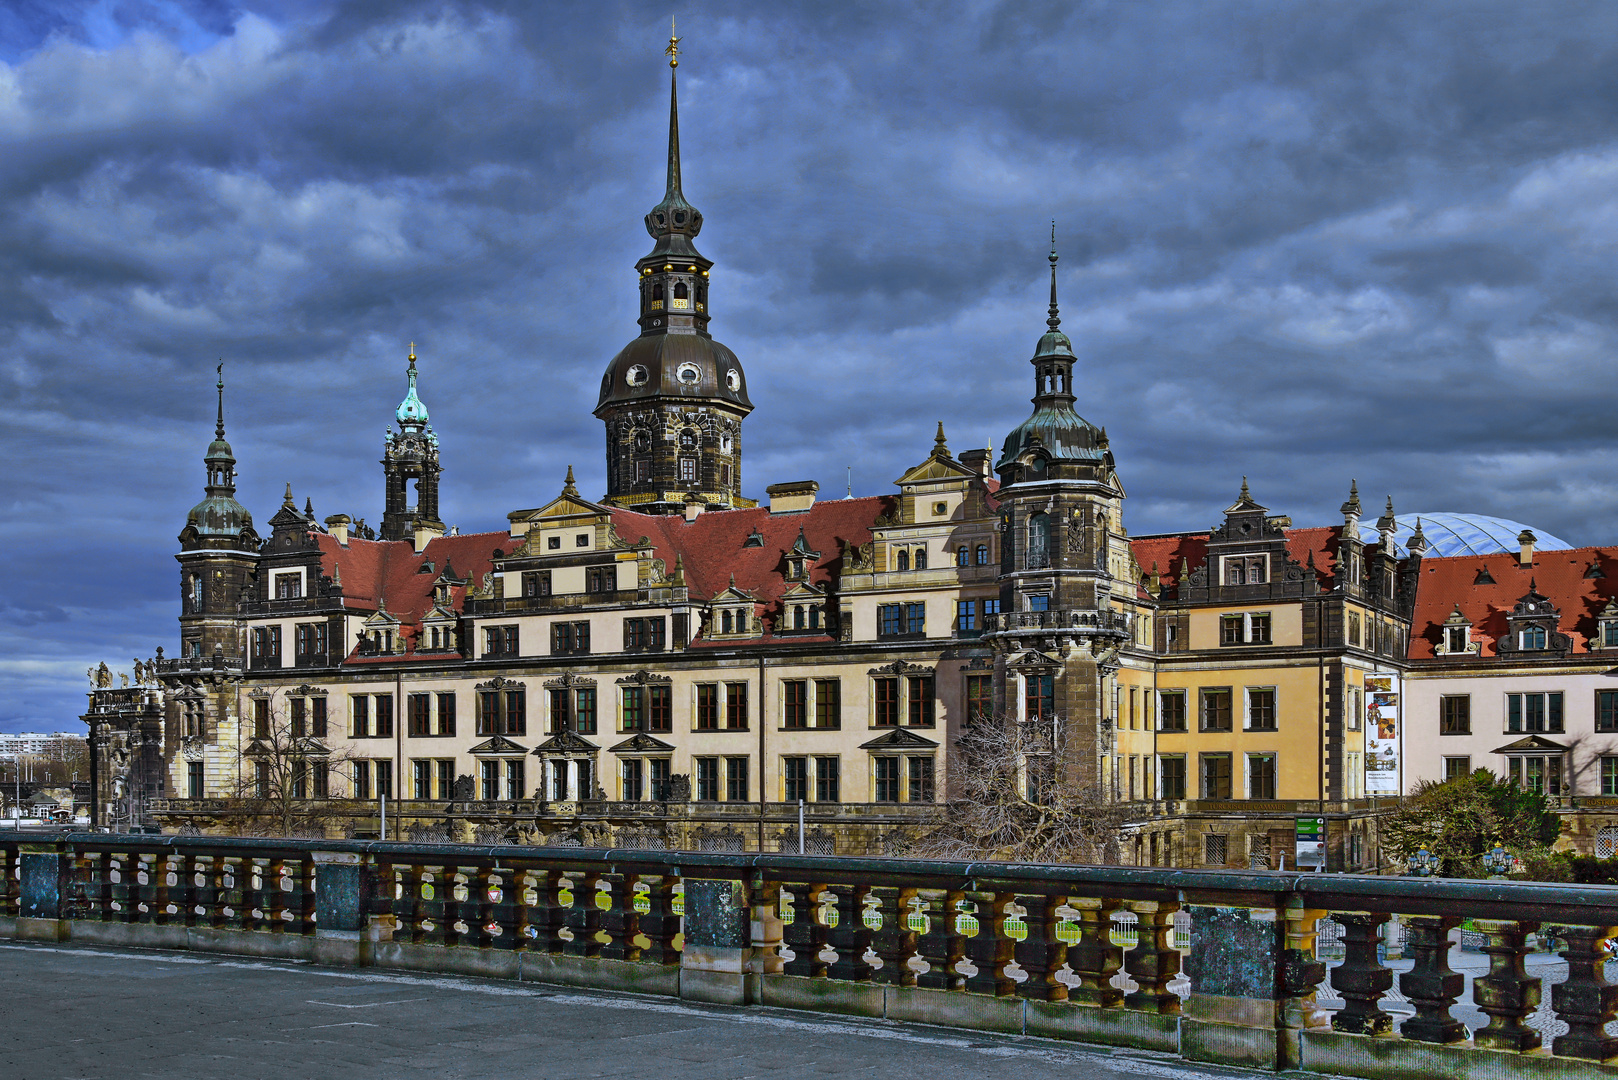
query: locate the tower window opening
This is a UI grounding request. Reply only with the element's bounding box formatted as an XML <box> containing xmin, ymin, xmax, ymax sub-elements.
<box><xmin>674</xmin><ymin>281</ymin><xmax>688</xmax><ymax>300</ymax></box>
<box><xmin>1028</xmin><ymin>513</ymin><xmax>1049</xmax><ymax>568</ymax></box>
<box><xmin>652</xmin><ymin>282</ymin><xmax>664</xmax><ymax>302</ymax></box>
<box><xmin>896</xmin><ymin>550</ymin><xmax>910</xmax><ymax>572</ymax></box>
<box><xmin>680</xmin><ymin>429</ymin><xmax>697</xmax><ymax>449</ymax></box>
<box><xmin>914</xmin><ymin>547</ymin><xmax>927</xmax><ymax>570</ymax></box>
<box><xmin>679</xmin><ymin>457</ymin><xmax>697</xmax><ymax>482</ymax></box>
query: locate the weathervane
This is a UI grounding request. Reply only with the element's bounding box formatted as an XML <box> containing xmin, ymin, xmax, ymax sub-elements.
<box><xmin>666</xmin><ymin>16</ymin><xmax>680</xmax><ymax>68</ymax></box>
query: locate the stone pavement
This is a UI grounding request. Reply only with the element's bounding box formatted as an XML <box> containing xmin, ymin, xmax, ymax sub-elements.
<box><xmin>0</xmin><ymin>941</ymin><xmax>1268</xmax><ymax>1080</ymax></box>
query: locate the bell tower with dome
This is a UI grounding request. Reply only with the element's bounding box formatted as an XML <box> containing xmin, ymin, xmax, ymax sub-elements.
<box><xmin>595</xmin><ymin>33</ymin><xmax>754</xmax><ymax>515</ymax></box>
<box><xmin>381</xmin><ymin>344</ymin><xmax>444</xmax><ymax>544</ymax></box>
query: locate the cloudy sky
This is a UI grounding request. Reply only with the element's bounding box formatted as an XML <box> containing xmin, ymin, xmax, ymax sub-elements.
<box><xmin>5</xmin><ymin>0</ymin><xmax>1618</xmax><ymax>730</ymax></box>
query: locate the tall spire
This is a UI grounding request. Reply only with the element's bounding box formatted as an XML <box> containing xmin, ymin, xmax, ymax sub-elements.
<box><xmin>1047</xmin><ymin>219</ymin><xmax>1061</xmax><ymax>331</ymax></box>
<box><xmin>395</xmin><ymin>342</ymin><xmax>430</xmax><ymax>431</ymax></box>
<box><xmin>215</xmin><ymin>361</ymin><xmax>225</xmax><ymax>439</ymax></box>
<box><xmin>644</xmin><ymin>23</ymin><xmax>702</xmax><ymax>245</ymax></box>
<box><xmin>665</xmin><ymin>17</ymin><xmax>683</xmax><ymax>202</ymax></box>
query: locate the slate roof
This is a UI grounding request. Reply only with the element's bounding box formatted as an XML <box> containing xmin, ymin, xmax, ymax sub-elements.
<box><xmin>1407</xmin><ymin>546</ymin><xmax>1618</xmax><ymax>660</ymax></box>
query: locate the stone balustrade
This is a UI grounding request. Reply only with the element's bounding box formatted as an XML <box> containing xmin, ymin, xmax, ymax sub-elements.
<box><xmin>2</xmin><ymin>833</ymin><xmax>1617</xmax><ymax>1078</ymax></box>
<box><xmin>983</xmin><ymin>609</ymin><xmax>1132</xmax><ymax>634</ymax></box>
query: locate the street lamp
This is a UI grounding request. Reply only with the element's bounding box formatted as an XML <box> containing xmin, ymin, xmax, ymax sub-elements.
<box><xmin>1406</xmin><ymin>848</ymin><xmax>1437</xmax><ymax>877</ymax></box>
<box><xmin>1482</xmin><ymin>844</ymin><xmax>1514</xmax><ymax>878</ymax></box>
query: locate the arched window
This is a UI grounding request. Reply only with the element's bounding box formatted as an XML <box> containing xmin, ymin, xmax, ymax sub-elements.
<box><xmin>1226</xmin><ymin>563</ymin><xmax>1245</xmax><ymax>585</ymax></box>
<box><xmin>721</xmin><ymin>610</ymin><xmax>733</xmax><ymax>634</ymax></box>
<box><xmin>1028</xmin><ymin>513</ymin><xmax>1049</xmax><ymax>568</ymax></box>
<box><xmin>680</xmin><ymin>429</ymin><xmax>697</xmax><ymax>449</ymax></box>
<box><xmin>1522</xmin><ymin>625</ymin><xmax>1548</xmax><ymax>650</ymax></box>
<box><xmin>956</xmin><ymin>546</ymin><xmax>969</xmax><ymax>567</ymax></box>
<box><xmin>975</xmin><ymin>544</ymin><xmax>988</xmax><ymax>565</ymax></box>
<box><xmin>914</xmin><ymin>548</ymin><xmax>927</xmax><ymax>570</ymax></box>
<box><xmin>674</xmin><ymin>281</ymin><xmax>688</xmax><ymax>300</ymax></box>
<box><xmin>651</xmin><ymin>282</ymin><xmax>664</xmax><ymax>303</ymax></box>
<box><xmin>794</xmin><ymin>606</ymin><xmax>805</xmax><ymax>630</ymax></box>
<box><xmin>896</xmin><ymin>550</ymin><xmax>910</xmax><ymax>571</ymax></box>
<box><xmin>809</xmin><ymin>606</ymin><xmax>821</xmax><ymax>629</ymax></box>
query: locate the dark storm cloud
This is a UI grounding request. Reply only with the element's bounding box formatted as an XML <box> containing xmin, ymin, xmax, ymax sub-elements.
<box><xmin>5</xmin><ymin>0</ymin><xmax>1618</xmax><ymax>728</ymax></box>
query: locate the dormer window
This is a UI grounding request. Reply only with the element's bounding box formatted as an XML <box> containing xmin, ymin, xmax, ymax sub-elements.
<box><xmin>1222</xmin><ymin>556</ymin><xmax>1266</xmax><ymax>585</ymax></box>
<box><xmin>274</xmin><ymin>572</ymin><xmax>302</xmax><ymax>599</ymax></box>
<box><xmin>1604</xmin><ymin>621</ymin><xmax>1618</xmax><ymax>648</ymax></box>
<box><xmin>1521</xmin><ymin>625</ymin><xmax>1548</xmax><ymax>650</ymax></box>
<box><xmin>1445</xmin><ymin>626</ymin><xmax>1468</xmax><ymax>653</ymax></box>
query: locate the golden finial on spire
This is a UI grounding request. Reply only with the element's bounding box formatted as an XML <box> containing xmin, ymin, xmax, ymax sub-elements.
<box><xmin>666</xmin><ymin>15</ymin><xmax>680</xmax><ymax>68</ymax></box>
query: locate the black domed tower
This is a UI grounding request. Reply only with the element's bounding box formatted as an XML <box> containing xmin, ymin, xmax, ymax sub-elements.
<box><xmin>595</xmin><ymin>34</ymin><xmax>754</xmax><ymax>514</ymax></box>
<box><xmin>176</xmin><ymin>364</ymin><xmax>260</xmax><ymax>660</ymax></box>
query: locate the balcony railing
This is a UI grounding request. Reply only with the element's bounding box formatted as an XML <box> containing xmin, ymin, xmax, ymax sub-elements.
<box><xmin>153</xmin><ymin>655</ymin><xmax>244</xmax><ymax>675</ymax></box>
<box><xmin>5</xmin><ymin>833</ymin><xmax>1617</xmax><ymax>1077</ymax></box>
<box><xmin>983</xmin><ymin>609</ymin><xmax>1132</xmax><ymax>634</ymax></box>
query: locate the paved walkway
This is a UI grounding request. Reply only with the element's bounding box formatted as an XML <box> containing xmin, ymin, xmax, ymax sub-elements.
<box><xmin>0</xmin><ymin>942</ymin><xmax>1270</xmax><ymax>1080</ymax></box>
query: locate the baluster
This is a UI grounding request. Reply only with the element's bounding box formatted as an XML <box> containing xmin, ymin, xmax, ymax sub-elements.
<box><xmin>1068</xmin><ymin>896</ymin><xmax>1123</xmax><ymax>1007</ymax></box>
<box><xmin>298</xmin><ymin>857</ymin><xmax>318</xmax><ymax>936</ymax></box>
<box><xmin>67</xmin><ymin>850</ymin><xmax>96</xmax><ymax>921</ymax></box>
<box><xmin>265</xmin><ymin>858</ymin><xmax>289</xmax><ymax>933</ymax></box>
<box><xmin>398</xmin><ymin>863</ymin><xmax>428</xmax><ymax>944</ymax></box>
<box><xmin>1473</xmin><ymin>918</ymin><xmax>1542</xmax><ymax>1051</ymax></box>
<box><xmin>640</xmin><ymin>874</ymin><xmax>680</xmax><ymax>965</ymax></box>
<box><xmin>871</xmin><ymin>887</ymin><xmax>919</xmax><ymax>987</ymax></box>
<box><xmin>781</xmin><ymin>883</ymin><xmax>828</xmax><ymax>977</ymax></box>
<box><xmin>440</xmin><ymin>869</ymin><xmax>466</xmax><ymax>947</ymax></box>
<box><xmin>752</xmin><ymin>875</ymin><xmax>784</xmax><ymax>979</ymax></box>
<box><xmin>914</xmin><ymin>889</ymin><xmax>965</xmax><ymax>991</ymax></box>
<box><xmin>176</xmin><ymin>853</ymin><xmax>199</xmax><ymax>926</ymax></box>
<box><xmin>563</xmin><ymin>871</ymin><xmax>603</xmax><ymax>957</ymax></box>
<box><xmin>1551</xmin><ymin>924</ymin><xmax>1618</xmax><ymax>1059</ymax></box>
<box><xmin>1331</xmin><ymin>912</ymin><xmax>1394</xmax><ymax>1035</ymax></box>
<box><xmin>600</xmin><ymin>872</ymin><xmax>640</xmax><ymax>961</ymax></box>
<box><xmin>149</xmin><ymin>853</ymin><xmax>173</xmax><ymax>925</ymax></box>
<box><xmin>472</xmin><ymin>866</ymin><xmax>499</xmax><ymax>949</ymax></box>
<box><xmin>1015</xmin><ymin>893</ymin><xmax>1067</xmax><ymax>1001</ymax></box>
<box><xmin>825</xmin><ymin>883</ymin><xmax>873</xmax><ymax>982</ymax></box>
<box><xmin>1280</xmin><ymin>902</ymin><xmax>1329</xmax><ymax>1035</ymax></box>
<box><xmin>1399</xmin><ymin>916</ymin><xmax>1466</xmax><ymax>1043</ymax></box>
<box><xmin>962</xmin><ymin>890</ymin><xmax>1015</xmax><ymax>996</ymax></box>
<box><xmin>1124</xmin><ymin>899</ymin><xmax>1182</xmax><ymax>1013</ymax></box>
<box><xmin>527</xmin><ymin>869</ymin><xmax>567</xmax><ymax>954</ymax></box>
<box><xmin>486</xmin><ymin>869</ymin><xmax>519</xmax><ymax>951</ymax></box>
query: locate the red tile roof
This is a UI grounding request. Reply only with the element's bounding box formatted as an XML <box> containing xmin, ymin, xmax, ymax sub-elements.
<box><xmin>1127</xmin><ymin>525</ymin><xmax>1340</xmax><ymax>597</ymax></box>
<box><xmin>1408</xmin><ymin>546</ymin><xmax>1618</xmax><ymax>659</ymax></box>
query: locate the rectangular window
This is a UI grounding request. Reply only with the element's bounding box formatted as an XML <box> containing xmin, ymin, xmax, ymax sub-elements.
<box><xmin>814</xmin><ymin>679</ymin><xmax>841</xmax><ymax>729</ymax></box>
<box><xmin>695</xmin><ymin>684</ymin><xmax>719</xmax><ymax>731</ymax></box>
<box><xmin>696</xmin><ymin>757</ymin><xmax>720</xmax><ymax>801</ymax></box>
<box><xmin>1160</xmin><ymin>756</ymin><xmax>1187</xmax><ymax>800</ymax></box>
<box><xmin>1200</xmin><ymin>688</ymin><xmax>1232</xmax><ymax>732</ymax></box>
<box><xmin>551</xmin><ymin>621</ymin><xmax>590</xmax><ymax>656</ymax></box>
<box><xmin>1220</xmin><ymin>615</ymin><xmax>1243</xmax><ymax>645</ymax></box>
<box><xmin>252</xmin><ymin>697</ymin><xmax>270</xmax><ymax>739</ymax></box>
<box><xmin>1249</xmin><ymin>614</ymin><xmax>1272</xmax><ymax>645</ymax></box>
<box><xmin>1507</xmin><ymin>692</ymin><xmax>1565</xmax><ymax>733</ymax></box>
<box><xmin>483</xmin><ymin>625</ymin><xmax>518</xmax><ymax>658</ymax></box>
<box><xmin>1444</xmin><ymin>756</ymin><xmax>1471</xmax><ymax>783</ymax></box>
<box><xmin>187</xmin><ymin>761</ymin><xmax>204</xmax><ymax>799</ymax></box>
<box><xmin>1440</xmin><ymin>695</ymin><xmax>1471</xmax><ymax>735</ymax></box>
<box><xmin>1160</xmin><ymin>691</ymin><xmax>1187</xmax><ymax>732</ymax></box>
<box><xmin>255</xmin><ymin>760</ymin><xmax>271</xmax><ymax>799</ymax></box>
<box><xmin>679</xmin><ymin>457</ymin><xmax>696</xmax><ymax>482</ymax></box>
<box><xmin>436</xmin><ymin>759</ymin><xmax>453</xmax><ymax>800</ymax></box>
<box><xmin>815</xmin><ymin>756</ymin><xmax>840</xmax><ymax>802</ymax></box>
<box><xmin>874</xmin><ymin>757</ymin><xmax>901</xmax><ymax>802</ymax></box>
<box><xmin>354</xmin><ymin>760</ymin><xmax>371</xmax><ymax>801</ymax></box>
<box><xmin>436</xmin><ymin>693</ymin><xmax>454</xmax><ymax>737</ymax></box>
<box><xmin>1602</xmin><ymin>756</ymin><xmax>1618</xmax><ymax>797</ymax></box>
<box><xmin>1024</xmin><ymin>674</ymin><xmax>1055</xmax><ymax>721</ymax></box>
<box><xmin>906</xmin><ymin>602</ymin><xmax>926</xmax><ymax>634</ymax></box>
<box><xmin>648</xmin><ymin>685</ymin><xmax>672</xmax><ymax>732</ymax></box>
<box><xmin>414</xmin><ymin>760</ymin><xmax>431</xmax><ymax>800</ymax></box>
<box><xmin>907</xmin><ymin>674</ymin><xmax>935</xmax><ymax>726</ymax></box>
<box><xmin>725</xmin><ymin>757</ymin><xmax>749</xmax><ymax>802</ymax></box>
<box><xmin>725</xmin><ymin>683</ymin><xmax>749</xmax><ymax>730</ymax></box>
<box><xmin>621</xmin><ymin>759</ymin><xmax>643</xmax><ymax>801</ymax></box>
<box><xmin>586</xmin><ymin>567</ymin><xmax>617</xmax><ymax>594</ymax></box>
<box><xmin>907</xmin><ymin>756</ymin><xmax>935</xmax><ymax>802</ymax></box>
<box><xmin>1348</xmin><ymin>612</ymin><xmax>1361</xmax><ymax>647</ymax></box>
<box><xmin>407</xmin><ymin>693</ymin><xmax>431</xmax><ymax>737</ymax></box>
<box><xmin>1204</xmin><ymin>834</ymin><xmax>1228</xmax><ymax>866</ymax></box>
<box><xmin>956</xmin><ymin>600</ymin><xmax>977</xmax><ymax>634</ymax></box>
<box><xmin>374</xmin><ymin>760</ymin><xmax>392</xmax><ymax>800</ymax></box>
<box><xmin>621</xmin><ymin>686</ymin><xmax>644</xmax><ymax>732</ymax></box>
<box><xmin>965</xmin><ymin>674</ymin><xmax>992</xmax><ymax>722</ymax></box>
<box><xmin>349</xmin><ymin>695</ymin><xmax>368</xmax><ymax>739</ymax></box>
<box><xmin>783</xmin><ymin>680</ymin><xmax>808</xmax><ymax>729</ymax></box>
<box><xmin>289</xmin><ymin>696</ymin><xmax>307</xmax><ymax>738</ymax></box>
<box><xmin>312</xmin><ymin>763</ymin><xmax>328</xmax><ymax>800</ymax></box>
<box><xmin>1027</xmin><ymin>594</ymin><xmax>1050</xmax><ymax>613</ymax></box>
<box><xmin>1246</xmin><ymin>688</ymin><xmax>1276</xmax><ymax>731</ymax></box>
<box><xmin>783</xmin><ymin>756</ymin><xmax>809</xmax><ymax>802</ymax></box>
<box><xmin>506</xmin><ymin>759</ymin><xmax>526</xmax><ymax>801</ymax></box>
<box><xmin>1200</xmin><ymin>753</ymin><xmax>1232</xmax><ymax>799</ymax></box>
<box><xmin>274</xmin><ymin>572</ymin><xmax>301</xmax><ymax>599</ymax></box>
<box><xmin>623</xmin><ymin>617</ymin><xmax>666</xmax><ymax>652</ymax></box>
<box><xmin>1600</xmin><ymin>691</ymin><xmax>1618</xmax><ymax>733</ymax></box>
<box><xmin>575</xmin><ymin>688</ymin><xmax>597</xmax><ymax>735</ymax></box>
<box><xmin>873</xmin><ymin>677</ymin><xmax>900</xmax><ymax>726</ymax></box>
<box><xmin>476</xmin><ymin>689</ymin><xmax>524</xmax><ymax>737</ymax></box>
<box><xmin>1247</xmin><ymin>754</ymin><xmax>1276</xmax><ymax>799</ymax></box>
<box><xmin>878</xmin><ymin>604</ymin><xmax>904</xmax><ymax>637</ymax></box>
<box><xmin>648</xmin><ymin>758</ymin><xmax>670</xmax><ymax>801</ymax></box>
<box><xmin>548</xmin><ymin>687</ymin><xmax>571</xmax><ymax>732</ymax></box>
<box><xmin>480</xmin><ymin>760</ymin><xmax>499</xmax><ymax>801</ymax></box>
<box><xmin>522</xmin><ymin>571</ymin><xmax>552</xmax><ymax>598</ymax></box>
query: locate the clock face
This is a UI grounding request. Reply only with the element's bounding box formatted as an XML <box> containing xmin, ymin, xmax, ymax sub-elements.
<box><xmin>677</xmin><ymin>362</ymin><xmax>702</xmax><ymax>385</ymax></box>
<box><xmin>726</xmin><ymin>368</ymin><xmax>741</xmax><ymax>392</ymax></box>
<box><xmin>626</xmin><ymin>365</ymin><xmax>649</xmax><ymax>387</ymax></box>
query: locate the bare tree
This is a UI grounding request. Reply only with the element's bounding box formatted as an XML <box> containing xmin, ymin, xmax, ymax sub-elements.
<box><xmin>223</xmin><ymin>700</ymin><xmax>355</xmax><ymax>838</ymax></box>
<box><xmin>908</xmin><ymin>714</ymin><xmax>1126</xmax><ymax>864</ymax></box>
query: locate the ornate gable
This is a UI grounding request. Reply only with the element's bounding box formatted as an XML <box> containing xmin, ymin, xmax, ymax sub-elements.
<box><xmin>859</xmin><ymin>728</ymin><xmax>940</xmax><ymax>750</ymax></box>
<box><xmin>610</xmin><ymin>732</ymin><xmax>676</xmax><ymax>754</ymax></box>
<box><xmin>468</xmin><ymin>735</ymin><xmax>528</xmax><ymax>755</ymax></box>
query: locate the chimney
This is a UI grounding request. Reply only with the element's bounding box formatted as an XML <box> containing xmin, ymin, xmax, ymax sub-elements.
<box><xmin>413</xmin><ymin>522</ymin><xmax>445</xmax><ymax>553</ymax></box>
<box><xmin>324</xmin><ymin>514</ymin><xmax>351</xmax><ymax>545</ymax></box>
<box><xmin>766</xmin><ymin>480</ymin><xmax>819</xmax><ymax>515</ymax></box>
<box><xmin>683</xmin><ymin>495</ymin><xmax>705</xmax><ymax>523</ymax></box>
<box><xmin>1518</xmin><ymin>529</ymin><xmax>1536</xmax><ymax>568</ymax></box>
<box><xmin>959</xmin><ymin>448</ymin><xmax>992</xmax><ymax>479</ymax></box>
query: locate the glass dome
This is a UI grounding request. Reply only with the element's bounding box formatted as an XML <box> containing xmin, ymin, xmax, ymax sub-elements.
<box><xmin>1361</xmin><ymin>513</ymin><xmax>1573</xmax><ymax>558</ymax></box>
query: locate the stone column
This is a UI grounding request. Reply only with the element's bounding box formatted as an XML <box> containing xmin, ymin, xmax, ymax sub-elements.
<box><xmin>15</xmin><ymin>841</ymin><xmax>71</xmax><ymax>942</ymax></box>
<box><xmin>680</xmin><ymin>876</ymin><xmax>756</xmax><ymax>1006</ymax></box>
<box><xmin>311</xmin><ymin>850</ymin><xmax>390</xmax><ymax>967</ymax></box>
<box><xmin>1182</xmin><ymin>903</ymin><xmax>1319</xmax><ymax>1071</ymax></box>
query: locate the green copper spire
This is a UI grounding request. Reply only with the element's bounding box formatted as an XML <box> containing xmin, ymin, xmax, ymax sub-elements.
<box><xmin>395</xmin><ymin>343</ymin><xmax>429</xmax><ymax>429</ymax></box>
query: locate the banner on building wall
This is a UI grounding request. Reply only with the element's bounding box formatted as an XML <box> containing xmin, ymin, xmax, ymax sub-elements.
<box><xmin>1365</xmin><ymin>673</ymin><xmax>1400</xmax><ymax>795</ymax></box>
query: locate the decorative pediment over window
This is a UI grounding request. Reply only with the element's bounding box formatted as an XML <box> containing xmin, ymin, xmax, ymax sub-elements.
<box><xmin>245</xmin><ymin>737</ymin><xmax>326</xmax><ymax>757</ymax></box>
<box><xmin>1498</xmin><ymin>582</ymin><xmax>1571</xmax><ymax>656</ymax></box>
<box><xmin>532</xmin><ymin>731</ymin><xmax>599</xmax><ymax>754</ymax></box>
<box><xmin>475</xmin><ymin>676</ymin><xmax>526</xmax><ymax>692</ymax></box>
<box><xmin>1008</xmin><ymin>649</ymin><xmax>1060</xmax><ymax>670</ymax></box>
<box><xmin>782</xmin><ymin>527</ymin><xmax>821</xmax><ymax>581</ymax></box>
<box><xmin>610</xmin><ymin>732</ymin><xmax>675</xmax><ymax>754</ymax></box>
<box><xmin>247</xmin><ymin>686</ymin><xmax>274</xmax><ymax>699</ymax></box>
<box><xmin>1435</xmin><ymin>605</ymin><xmax>1480</xmax><ymax>657</ymax></box>
<box><xmin>469</xmin><ymin>735</ymin><xmax>528</xmax><ymax>755</ymax></box>
<box><xmin>291</xmin><ymin>684</ymin><xmax>328</xmax><ymax>697</ymax></box>
<box><xmin>363</xmin><ymin>605</ymin><xmax>401</xmax><ymax>630</ymax></box>
<box><xmin>860</xmin><ymin>728</ymin><xmax>939</xmax><ymax>751</ymax></box>
<box><xmin>543</xmin><ymin>673</ymin><xmax>597</xmax><ymax>690</ymax></box>
<box><xmin>963</xmin><ymin>656</ymin><xmax>993</xmax><ymax>670</ymax></box>
<box><xmin>1492</xmin><ymin>734</ymin><xmax>1569</xmax><ymax>755</ymax></box>
<box><xmin>616</xmin><ymin>670</ymin><xmax>672</xmax><ymax>686</ymax></box>
<box><xmin>1591</xmin><ymin>597</ymin><xmax>1618</xmax><ymax>651</ymax></box>
<box><xmin>868</xmin><ymin>660</ymin><xmax>933</xmax><ymax>676</ymax></box>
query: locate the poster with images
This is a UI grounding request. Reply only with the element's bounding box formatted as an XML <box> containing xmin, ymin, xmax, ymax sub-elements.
<box><xmin>1364</xmin><ymin>674</ymin><xmax>1400</xmax><ymax>794</ymax></box>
